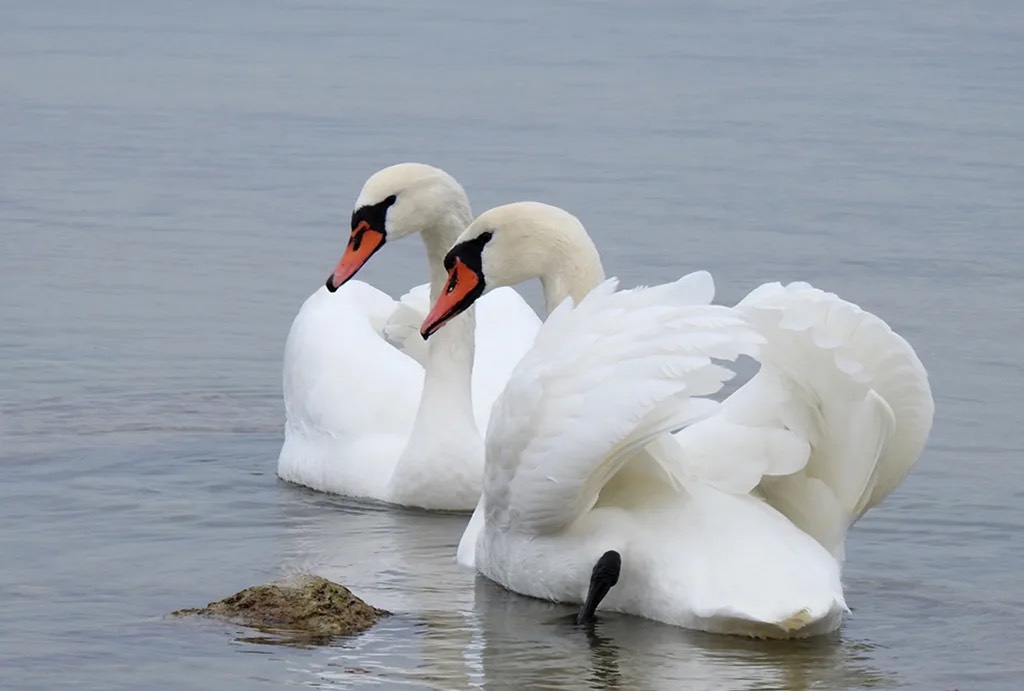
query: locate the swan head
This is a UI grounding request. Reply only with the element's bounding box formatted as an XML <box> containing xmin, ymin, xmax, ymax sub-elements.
<box><xmin>326</xmin><ymin>163</ymin><xmax>471</xmax><ymax>291</ymax></box>
<box><xmin>421</xmin><ymin>201</ymin><xmax>597</xmax><ymax>339</ymax></box>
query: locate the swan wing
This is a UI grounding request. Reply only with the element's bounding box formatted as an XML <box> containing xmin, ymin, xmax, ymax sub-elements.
<box><xmin>675</xmin><ymin>281</ymin><xmax>934</xmax><ymax>555</ymax></box>
<box><xmin>483</xmin><ymin>271</ymin><xmax>762</xmax><ymax>535</ymax></box>
<box><xmin>278</xmin><ymin>283</ymin><xmax>423</xmax><ymax>493</ymax></box>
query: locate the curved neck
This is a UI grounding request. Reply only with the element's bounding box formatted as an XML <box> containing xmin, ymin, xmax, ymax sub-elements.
<box><xmin>419</xmin><ymin>203</ymin><xmax>478</xmax><ymax>427</ymax></box>
<box><xmin>395</xmin><ymin>202</ymin><xmax>481</xmax><ymax>480</ymax></box>
<box><xmin>538</xmin><ymin>230</ymin><xmax>607</xmax><ymax>314</ymax></box>
<box><xmin>423</xmin><ymin>203</ymin><xmax>473</xmax><ymax>307</ymax></box>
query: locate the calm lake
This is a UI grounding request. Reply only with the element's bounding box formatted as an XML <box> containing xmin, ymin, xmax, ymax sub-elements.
<box><xmin>2</xmin><ymin>1</ymin><xmax>1022</xmax><ymax>689</ymax></box>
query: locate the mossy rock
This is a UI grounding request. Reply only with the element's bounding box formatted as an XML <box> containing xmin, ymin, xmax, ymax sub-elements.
<box><xmin>173</xmin><ymin>574</ymin><xmax>388</xmax><ymax>645</ymax></box>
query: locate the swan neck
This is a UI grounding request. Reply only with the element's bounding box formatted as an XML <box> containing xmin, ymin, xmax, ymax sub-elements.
<box><xmin>539</xmin><ymin>234</ymin><xmax>606</xmax><ymax>314</ymax></box>
<box><xmin>422</xmin><ymin>202</ymin><xmax>476</xmax><ymax>407</ymax></box>
<box><xmin>422</xmin><ymin>201</ymin><xmax>473</xmax><ymax>303</ymax></box>
<box><xmin>401</xmin><ymin>204</ymin><xmax>480</xmax><ymax>456</ymax></box>
<box><xmin>387</xmin><ymin>197</ymin><xmax>483</xmax><ymax>508</ymax></box>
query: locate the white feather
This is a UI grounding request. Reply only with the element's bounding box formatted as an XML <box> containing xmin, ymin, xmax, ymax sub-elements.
<box><xmin>277</xmin><ymin>164</ymin><xmax>542</xmax><ymax>510</ymax></box>
<box><xmin>472</xmin><ymin>269</ymin><xmax>846</xmax><ymax>637</ymax></box>
<box><xmin>483</xmin><ymin>272</ymin><xmax>761</xmax><ymax>535</ymax></box>
<box><xmin>449</xmin><ymin>203</ymin><xmax>930</xmax><ymax>638</ymax></box>
<box><xmin>667</xmin><ymin>281</ymin><xmax>935</xmax><ymax>557</ymax></box>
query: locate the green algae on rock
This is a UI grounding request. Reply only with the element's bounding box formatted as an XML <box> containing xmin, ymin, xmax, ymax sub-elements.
<box><xmin>173</xmin><ymin>574</ymin><xmax>388</xmax><ymax>643</ymax></box>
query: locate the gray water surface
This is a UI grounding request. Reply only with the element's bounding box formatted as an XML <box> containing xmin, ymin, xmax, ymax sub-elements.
<box><xmin>2</xmin><ymin>1</ymin><xmax>1023</xmax><ymax>689</ymax></box>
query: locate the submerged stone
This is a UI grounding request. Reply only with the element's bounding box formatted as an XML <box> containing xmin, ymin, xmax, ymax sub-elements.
<box><xmin>173</xmin><ymin>574</ymin><xmax>388</xmax><ymax>644</ymax></box>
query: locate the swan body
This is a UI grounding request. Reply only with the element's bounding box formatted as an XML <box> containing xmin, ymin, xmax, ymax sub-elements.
<box><xmin>277</xmin><ymin>164</ymin><xmax>540</xmax><ymax>510</ymax></box>
<box><xmin>424</xmin><ymin>202</ymin><xmax>932</xmax><ymax>637</ymax></box>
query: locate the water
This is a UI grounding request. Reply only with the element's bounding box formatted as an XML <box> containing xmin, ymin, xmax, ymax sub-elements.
<box><xmin>2</xmin><ymin>0</ymin><xmax>1022</xmax><ymax>688</ymax></box>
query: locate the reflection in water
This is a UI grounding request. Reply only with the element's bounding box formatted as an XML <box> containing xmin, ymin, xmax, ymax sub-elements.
<box><xmin>271</xmin><ymin>485</ymin><xmax>896</xmax><ymax>690</ymax></box>
<box><xmin>583</xmin><ymin>621</ymin><xmax>624</xmax><ymax>689</ymax></box>
<box><xmin>466</xmin><ymin>578</ymin><xmax>895</xmax><ymax>691</ymax></box>
<box><xmin>274</xmin><ymin>484</ymin><xmax>477</xmax><ymax>687</ymax></box>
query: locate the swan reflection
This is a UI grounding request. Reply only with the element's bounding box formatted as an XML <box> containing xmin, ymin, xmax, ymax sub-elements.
<box><xmin>273</xmin><ymin>483</ymin><xmax>894</xmax><ymax>689</ymax></box>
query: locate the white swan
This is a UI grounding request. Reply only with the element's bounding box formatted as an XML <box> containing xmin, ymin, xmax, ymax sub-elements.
<box><xmin>421</xmin><ymin>202</ymin><xmax>933</xmax><ymax>637</ymax></box>
<box><xmin>277</xmin><ymin>164</ymin><xmax>540</xmax><ymax>510</ymax></box>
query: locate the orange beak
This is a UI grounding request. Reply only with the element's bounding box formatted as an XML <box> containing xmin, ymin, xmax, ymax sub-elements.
<box><xmin>325</xmin><ymin>221</ymin><xmax>386</xmax><ymax>292</ymax></box>
<box><xmin>421</xmin><ymin>259</ymin><xmax>483</xmax><ymax>339</ymax></box>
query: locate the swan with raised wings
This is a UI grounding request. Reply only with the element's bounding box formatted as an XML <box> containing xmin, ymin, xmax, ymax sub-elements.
<box><xmin>421</xmin><ymin>202</ymin><xmax>933</xmax><ymax>637</ymax></box>
<box><xmin>277</xmin><ymin>164</ymin><xmax>540</xmax><ymax>510</ymax></box>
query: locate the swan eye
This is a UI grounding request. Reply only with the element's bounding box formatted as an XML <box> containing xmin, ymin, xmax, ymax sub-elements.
<box><xmin>350</xmin><ymin>194</ymin><xmax>397</xmax><ymax>239</ymax></box>
<box><xmin>350</xmin><ymin>223</ymin><xmax>366</xmax><ymax>251</ymax></box>
<box><xmin>445</xmin><ymin>272</ymin><xmax>458</xmax><ymax>294</ymax></box>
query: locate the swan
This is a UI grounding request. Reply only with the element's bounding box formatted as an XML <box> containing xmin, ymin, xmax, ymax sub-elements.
<box><xmin>420</xmin><ymin>202</ymin><xmax>933</xmax><ymax>637</ymax></box>
<box><xmin>277</xmin><ymin>164</ymin><xmax>540</xmax><ymax>510</ymax></box>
